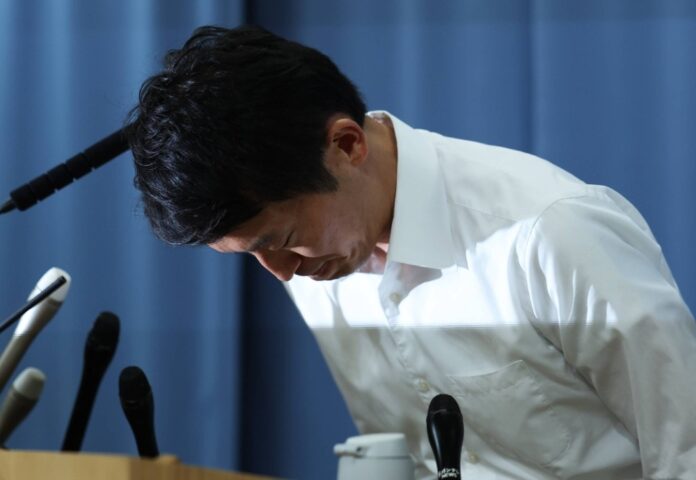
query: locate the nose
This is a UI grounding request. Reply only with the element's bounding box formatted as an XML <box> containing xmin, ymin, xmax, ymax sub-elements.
<box><xmin>254</xmin><ymin>250</ymin><xmax>302</xmax><ymax>281</ymax></box>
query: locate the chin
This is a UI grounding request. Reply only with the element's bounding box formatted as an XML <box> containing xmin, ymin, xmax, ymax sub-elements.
<box><xmin>322</xmin><ymin>258</ymin><xmax>359</xmax><ymax>281</ymax></box>
<box><xmin>318</xmin><ymin>245</ymin><xmax>371</xmax><ymax>281</ymax></box>
<box><xmin>327</xmin><ymin>267</ymin><xmax>353</xmax><ymax>281</ymax></box>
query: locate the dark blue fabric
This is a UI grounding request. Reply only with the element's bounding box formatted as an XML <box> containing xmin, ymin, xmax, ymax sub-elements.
<box><xmin>0</xmin><ymin>1</ymin><xmax>695</xmax><ymax>479</ymax></box>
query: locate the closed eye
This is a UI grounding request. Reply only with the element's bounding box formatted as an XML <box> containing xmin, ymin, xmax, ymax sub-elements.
<box><xmin>282</xmin><ymin>231</ymin><xmax>294</xmax><ymax>249</ymax></box>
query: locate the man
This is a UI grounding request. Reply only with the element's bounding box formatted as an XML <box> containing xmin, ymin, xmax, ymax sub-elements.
<box><xmin>128</xmin><ymin>25</ymin><xmax>696</xmax><ymax>479</ymax></box>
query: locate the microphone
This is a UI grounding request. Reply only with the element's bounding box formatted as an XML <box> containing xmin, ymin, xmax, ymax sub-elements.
<box><xmin>119</xmin><ymin>366</ymin><xmax>159</xmax><ymax>458</ymax></box>
<box><xmin>427</xmin><ymin>394</ymin><xmax>464</xmax><ymax>479</ymax></box>
<box><xmin>0</xmin><ymin>367</ymin><xmax>46</xmax><ymax>446</ymax></box>
<box><xmin>0</xmin><ymin>267</ymin><xmax>71</xmax><ymax>393</ymax></box>
<box><xmin>0</xmin><ymin>275</ymin><xmax>67</xmax><ymax>335</ymax></box>
<box><xmin>0</xmin><ymin>127</ymin><xmax>130</xmax><ymax>215</ymax></box>
<box><xmin>62</xmin><ymin>312</ymin><xmax>120</xmax><ymax>451</ymax></box>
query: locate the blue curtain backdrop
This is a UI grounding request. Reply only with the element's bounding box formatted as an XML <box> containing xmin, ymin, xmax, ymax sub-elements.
<box><xmin>0</xmin><ymin>0</ymin><xmax>251</xmax><ymax>471</ymax></box>
<box><xmin>0</xmin><ymin>1</ymin><xmax>694</xmax><ymax>479</ymax></box>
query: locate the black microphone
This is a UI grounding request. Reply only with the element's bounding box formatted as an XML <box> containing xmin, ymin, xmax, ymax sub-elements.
<box><xmin>427</xmin><ymin>394</ymin><xmax>464</xmax><ymax>479</ymax></box>
<box><xmin>0</xmin><ymin>127</ymin><xmax>130</xmax><ymax>215</ymax></box>
<box><xmin>62</xmin><ymin>312</ymin><xmax>120</xmax><ymax>451</ymax></box>
<box><xmin>119</xmin><ymin>366</ymin><xmax>159</xmax><ymax>458</ymax></box>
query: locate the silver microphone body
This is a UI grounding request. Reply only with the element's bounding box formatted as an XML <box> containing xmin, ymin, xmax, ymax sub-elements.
<box><xmin>0</xmin><ymin>268</ymin><xmax>70</xmax><ymax>393</ymax></box>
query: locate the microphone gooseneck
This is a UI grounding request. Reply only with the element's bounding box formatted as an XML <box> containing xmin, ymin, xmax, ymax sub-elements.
<box><xmin>0</xmin><ymin>367</ymin><xmax>46</xmax><ymax>446</ymax></box>
<box><xmin>427</xmin><ymin>394</ymin><xmax>464</xmax><ymax>479</ymax></box>
<box><xmin>119</xmin><ymin>366</ymin><xmax>159</xmax><ymax>458</ymax></box>
<box><xmin>62</xmin><ymin>312</ymin><xmax>120</xmax><ymax>451</ymax></box>
<box><xmin>0</xmin><ymin>127</ymin><xmax>130</xmax><ymax>215</ymax></box>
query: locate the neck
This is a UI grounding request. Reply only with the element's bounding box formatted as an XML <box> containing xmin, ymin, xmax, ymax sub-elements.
<box><xmin>363</xmin><ymin>114</ymin><xmax>398</xmax><ymax>246</ymax></box>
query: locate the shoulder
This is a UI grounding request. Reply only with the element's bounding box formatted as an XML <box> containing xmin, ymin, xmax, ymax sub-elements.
<box><xmin>517</xmin><ymin>189</ymin><xmax>674</xmax><ymax>307</ymax></box>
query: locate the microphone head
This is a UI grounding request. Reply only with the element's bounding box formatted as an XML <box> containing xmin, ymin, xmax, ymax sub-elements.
<box><xmin>427</xmin><ymin>394</ymin><xmax>461</xmax><ymax>419</ymax></box>
<box><xmin>0</xmin><ymin>367</ymin><xmax>46</xmax><ymax>445</ymax></box>
<box><xmin>119</xmin><ymin>366</ymin><xmax>151</xmax><ymax>403</ymax></box>
<box><xmin>15</xmin><ymin>267</ymin><xmax>71</xmax><ymax>336</ymax></box>
<box><xmin>29</xmin><ymin>267</ymin><xmax>71</xmax><ymax>303</ymax></box>
<box><xmin>88</xmin><ymin>312</ymin><xmax>120</xmax><ymax>345</ymax></box>
<box><xmin>85</xmin><ymin>312</ymin><xmax>120</xmax><ymax>369</ymax></box>
<box><xmin>427</xmin><ymin>394</ymin><xmax>464</xmax><ymax>477</ymax></box>
<box><xmin>12</xmin><ymin>367</ymin><xmax>45</xmax><ymax>401</ymax></box>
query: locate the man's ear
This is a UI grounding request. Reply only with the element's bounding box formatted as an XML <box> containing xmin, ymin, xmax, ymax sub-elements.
<box><xmin>326</xmin><ymin>116</ymin><xmax>367</xmax><ymax>166</ymax></box>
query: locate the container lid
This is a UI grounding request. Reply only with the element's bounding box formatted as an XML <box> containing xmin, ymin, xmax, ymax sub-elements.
<box><xmin>342</xmin><ymin>433</ymin><xmax>410</xmax><ymax>458</ymax></box>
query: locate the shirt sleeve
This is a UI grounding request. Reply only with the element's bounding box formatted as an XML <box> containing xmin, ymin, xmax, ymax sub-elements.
<box><xmin>522</xmin><ymin>194</ymin><xmax>696</xmax><ymax>479</ymax></box>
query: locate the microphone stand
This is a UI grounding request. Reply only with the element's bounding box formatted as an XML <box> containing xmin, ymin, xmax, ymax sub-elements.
<box><xmin>0</xmin><ymin>127</ymin><xmax>130</xmax><ymax>215</ymax></box>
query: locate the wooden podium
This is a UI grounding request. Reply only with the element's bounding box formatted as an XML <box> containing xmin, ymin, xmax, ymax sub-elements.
<box><xmin>0</xmin><ymin>450</ymin><xmax>280</xmax><ymax>480</ymax></box>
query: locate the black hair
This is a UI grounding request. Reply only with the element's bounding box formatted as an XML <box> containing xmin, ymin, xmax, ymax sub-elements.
<box><xmin>128</xmin><ymin>25</ymin><xmax>366</xmax><ymax>245</ymax></box>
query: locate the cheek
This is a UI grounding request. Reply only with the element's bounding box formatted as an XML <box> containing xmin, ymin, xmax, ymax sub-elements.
<box><xmin>294</xmin><ymin>223</ymin><xmax>344</xmax><ymax>258</ymax></box>
<box><xmin>304</xmin><ymin>231</ymin><xmax>339</xmax><ymax>257</ymax></box>
<box><xmin>331</xmin><ymin>210</ymin><xmax>370</xmax><ymax>249</ymax></box>
<box><xmin>297</xmin><ymin>202</ymin><xmax>366</xmax><ymax>257</ymax></box>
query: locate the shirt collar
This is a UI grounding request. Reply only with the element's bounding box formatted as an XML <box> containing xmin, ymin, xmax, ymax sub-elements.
<box><xmin>370</xmin><ymin>111</ymin><xmax>456</xmax><ymax>270</ymax></box>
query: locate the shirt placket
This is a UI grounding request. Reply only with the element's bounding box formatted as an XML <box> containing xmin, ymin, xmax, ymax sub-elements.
<box><xmin>378</xmin><ymin>262</ymin><xmax>487</xmax><ymax>476</ymax></box>
<box><xmin>379</xmin><ymin>263</ymin><xmax>436</xmax><ymax>402</ymax></box>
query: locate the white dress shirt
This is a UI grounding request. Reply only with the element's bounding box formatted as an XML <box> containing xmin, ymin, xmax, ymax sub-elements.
<box><xmin>286</xmin><ymin>111</ymin><xmax>696</xmax><ymax>479</ymax></box>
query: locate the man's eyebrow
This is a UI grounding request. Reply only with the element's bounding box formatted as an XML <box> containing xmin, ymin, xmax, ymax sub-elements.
<box><xmin>245</xmin><ymin>233</ymin><xmax>275</xmax><ymax>252</ymax></box>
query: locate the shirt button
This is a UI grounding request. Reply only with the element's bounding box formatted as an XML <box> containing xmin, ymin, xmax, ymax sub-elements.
<box><xmin>388</xmin><ymin>292</ymin><xmax>402</xmax><ymax>304</ymax></box>
<box><xmin>416</xmin><ymin>378</ymin><xmax>430</xmax><ymax>393</ymax></box>
<box><xmin>467</xmin><ymin>452</ymin><xmax>480</xmax><ymax>464</ymax></box>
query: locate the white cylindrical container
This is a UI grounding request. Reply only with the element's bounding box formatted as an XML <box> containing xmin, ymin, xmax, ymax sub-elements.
<box><xmin>334</xmin><ymin>433</ymin><xmax>415</xmax><ymax>480</ymax></box>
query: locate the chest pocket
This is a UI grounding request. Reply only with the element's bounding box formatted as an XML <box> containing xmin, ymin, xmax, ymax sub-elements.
<box><xmin>447</xmin><ymin>360</ymin><xmax>572</xmax><ymax>470</ymax></box>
